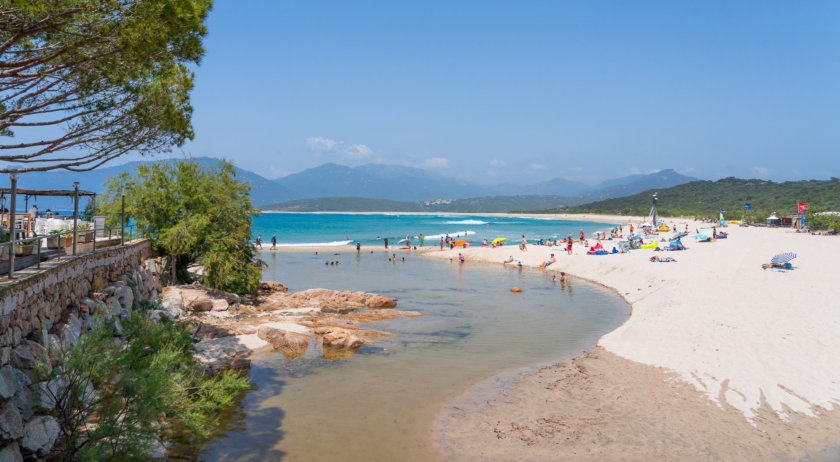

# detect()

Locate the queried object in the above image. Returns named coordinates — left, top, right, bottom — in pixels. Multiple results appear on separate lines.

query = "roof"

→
left=0, top=188, right=96, bottom=197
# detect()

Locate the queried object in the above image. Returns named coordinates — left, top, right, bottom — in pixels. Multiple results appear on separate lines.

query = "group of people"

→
left=255, top=234, right=278, bottom=250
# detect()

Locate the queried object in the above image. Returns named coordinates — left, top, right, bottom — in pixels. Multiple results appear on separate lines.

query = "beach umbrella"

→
left=453, top=240, right=467, bottom=247
left=398, top=238, right=409, bottom=245
left=670, top=232, right=688, bottom=241
left=770, top=252, right=797, bottom=266
left=491, top=237, right=508, bottom=245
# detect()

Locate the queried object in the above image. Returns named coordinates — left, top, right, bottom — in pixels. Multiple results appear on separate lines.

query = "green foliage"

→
left=0, top=0, right=212, bottom=172
left=536, top=177, right=840, bottom=222
left=39, top=313, right=249, bottom=461
left=806, top=210, right=840, bottom=233
left=100, top=159, right=263, bottom=294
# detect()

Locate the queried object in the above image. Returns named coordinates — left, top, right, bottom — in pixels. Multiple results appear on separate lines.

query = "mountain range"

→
left=6, top=157, right=697, bottom=210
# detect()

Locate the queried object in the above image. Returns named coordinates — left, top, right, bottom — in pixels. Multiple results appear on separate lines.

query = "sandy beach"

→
left=414, top=222, right=840, bottom=460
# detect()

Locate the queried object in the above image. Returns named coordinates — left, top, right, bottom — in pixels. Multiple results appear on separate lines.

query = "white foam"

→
left=423, top=231, right=477, bottom=240
left=444, top=220, right=488, bottom=225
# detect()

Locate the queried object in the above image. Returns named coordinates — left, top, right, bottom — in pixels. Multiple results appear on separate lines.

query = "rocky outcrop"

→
left=259, top=281, right=288, bottom=294
left=194, top=334, right=271, bottom=373
left=258, top=288, right=398, bottom=314
left=256, top=323, right=312, bottom=360
left=316, top=327, right=367, bottom=360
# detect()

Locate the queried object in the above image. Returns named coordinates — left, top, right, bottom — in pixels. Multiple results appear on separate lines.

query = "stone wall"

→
left=0, top=240, right=164, bottom=460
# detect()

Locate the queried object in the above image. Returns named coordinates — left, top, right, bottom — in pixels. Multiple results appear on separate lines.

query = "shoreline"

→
left=417, top=224, right=840, bottom=459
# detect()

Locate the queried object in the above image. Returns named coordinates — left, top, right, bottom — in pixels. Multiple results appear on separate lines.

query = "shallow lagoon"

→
left=188, top=251, right=628, bottom=461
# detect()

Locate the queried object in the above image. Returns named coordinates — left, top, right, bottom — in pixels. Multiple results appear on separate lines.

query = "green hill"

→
left=537, top=177, right=840, bottom=220
left=263, top=195, right=585, bottom=213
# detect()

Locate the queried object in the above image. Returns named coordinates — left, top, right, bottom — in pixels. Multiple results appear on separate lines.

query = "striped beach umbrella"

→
left=770, top=252, right=797, bottom=266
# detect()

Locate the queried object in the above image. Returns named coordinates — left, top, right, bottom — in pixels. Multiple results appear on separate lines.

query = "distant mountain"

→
left=274, top=163, right=493, bottom=201
left=582, top=169, right=698, bottom=201
left=264, top=195, right=586, bottom=213
left=10, top=156, right=293, bottom=209
left=497, top=177, right=591, bottom=196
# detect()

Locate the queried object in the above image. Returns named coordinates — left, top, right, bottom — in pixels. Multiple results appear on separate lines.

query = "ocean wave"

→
left=443, top=220, right=488, bottom=225
left=269, top=240, right=353, bottom=247
left=423, top=230, right=477, bottom=240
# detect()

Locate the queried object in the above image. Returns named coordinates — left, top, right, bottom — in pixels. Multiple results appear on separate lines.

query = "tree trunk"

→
left=170, top=254, right=177, bottom=285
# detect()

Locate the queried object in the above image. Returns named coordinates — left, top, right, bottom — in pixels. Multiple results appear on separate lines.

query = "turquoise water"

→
left=252, top=213, right=618, bottom=247
left=188, top=252, right=629, bottom=461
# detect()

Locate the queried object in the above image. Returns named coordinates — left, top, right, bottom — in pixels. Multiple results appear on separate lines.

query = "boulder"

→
left=0, top=442, right=23, bottom=462
left=10, top=340, right=48, bottom=371
left=160, top=288, right=185, bottom=314
left=259, top=281, right=288, bottom=293
left=210, top=299, right=229, bottom=312
left=256, top=323, right=312, bottom=360
left=367, top=295, right=398, bottom=309
left=0, top=401, right=23, bottom=440
left=194, top=334, right=270, bottom=373
left=319, top=327, right=366, bottom=360
left=0, top=365, right=19, bottom=400
left=8, top=368, right=33, bottom=420
left=147, top=439, right=167, bottom=460
left=20, top=416, right=60, bottom=457
left=207, top=288, right=240, bottom=306
left=180, top=289, right=214, bottom=312
left=32, top=376, right=69, bottom=411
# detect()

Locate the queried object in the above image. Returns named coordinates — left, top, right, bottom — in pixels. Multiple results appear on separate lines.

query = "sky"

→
left=12, top=1, right=840, bottom=185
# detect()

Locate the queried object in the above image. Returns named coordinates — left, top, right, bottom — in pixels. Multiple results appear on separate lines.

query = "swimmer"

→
left=503, top=256, right=514, bottom=265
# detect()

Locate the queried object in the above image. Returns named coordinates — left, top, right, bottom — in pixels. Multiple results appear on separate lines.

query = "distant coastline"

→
left=257, top=210, right=640, bottom=225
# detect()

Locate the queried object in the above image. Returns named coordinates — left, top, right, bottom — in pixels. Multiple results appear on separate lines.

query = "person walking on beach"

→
left=566, top=237, right=573, bottom=255
left=520, top=234, right=527, bottom=251
left=256, top=235, right=262, bottom=249
left=384, top=238, right=389, bottom=249
left=271, top=234, right=277, bottom=250
left=580, top=229, right=584, bottom=242
left=440, top=237, right=444, bottom=250
left=419, top=233, right=424, bottom=247
left=356, top=242, right=361, bottom=253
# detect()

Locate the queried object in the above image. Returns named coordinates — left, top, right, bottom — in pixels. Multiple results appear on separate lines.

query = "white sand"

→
left=422, top=223, right=840, bottom=421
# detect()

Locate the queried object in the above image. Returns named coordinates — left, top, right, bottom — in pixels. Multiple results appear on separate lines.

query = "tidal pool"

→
left=186, top=251, right=628, bottom=461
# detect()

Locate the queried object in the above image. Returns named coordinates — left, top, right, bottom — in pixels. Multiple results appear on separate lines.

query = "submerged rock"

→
left=317, top=327, right=367, bottom=360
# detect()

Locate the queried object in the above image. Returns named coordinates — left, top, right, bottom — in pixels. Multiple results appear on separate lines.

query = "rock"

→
left=194, top=324, right=232, bottom=340
left=511, top=287, right=523, bottom=293
left=0, top=442, right=23, bottom=462
left=20, top=416, right=60, bottom=457
left=160, top=287, right=184, bottom=313
left=147, top=439, right=167, bottom=460
left=320, top=327, right=366, bottom=360
left=9, top=368, right=33, bottom=420
left=367, top=295, right=398, bottom=309
left=0, top=401, right=24, bottom=440
left=256, top=323, right=312, bottom=360
left=113, top=283, right=134, bottom=312
left=105, top=296, right=122, bottom=316
left=0, top=365, right=19, bottom=400
left=207, top=289, right=240, bottom=306
left=10, top=340, right=48, bottom=371
left=33, top=376, right=69, bottom=411
left=180, top=289, right=214, bottom=312
left=210, top=299, right=229, bottom=311
left=259, top=281, right=288, bottom=293
left=194, top=334, right=271, bottom=373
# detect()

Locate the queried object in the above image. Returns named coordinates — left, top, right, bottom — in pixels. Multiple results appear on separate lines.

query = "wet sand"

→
left=422, top=223, right=840, bottom=460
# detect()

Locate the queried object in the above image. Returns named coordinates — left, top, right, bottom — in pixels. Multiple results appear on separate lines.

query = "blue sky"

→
left=24, top=1, right=840, bottom=184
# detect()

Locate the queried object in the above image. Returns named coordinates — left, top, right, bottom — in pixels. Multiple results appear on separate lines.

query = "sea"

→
left=251, top=212, right=620, bottom=247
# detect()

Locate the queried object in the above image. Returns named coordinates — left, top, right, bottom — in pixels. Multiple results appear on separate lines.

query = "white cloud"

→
left=306, top=136, right=339, bottom=153
left=423, top=157, right=449, bottom=168
left=344, top=144, right=374, bottom=159
left=629, top=167, right=641, bottom=174
left=489, top=159, right=507, bottom=167
left=529, top=163, right=546, bottom=170
left=753, top=166, right=771, bottom=177
left=265, top=165, right=291, bottom=179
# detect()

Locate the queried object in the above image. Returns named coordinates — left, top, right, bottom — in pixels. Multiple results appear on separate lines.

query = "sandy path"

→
left=421, top=224, right=840, bottom=459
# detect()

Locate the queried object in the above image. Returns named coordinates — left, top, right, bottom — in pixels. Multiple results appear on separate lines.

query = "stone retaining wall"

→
left=0, top=240, right=165, bottom=460
left=0, top=239, right=156, bottom=365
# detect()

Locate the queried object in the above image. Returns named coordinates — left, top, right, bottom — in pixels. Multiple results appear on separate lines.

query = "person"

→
left=520, top=234, right=527, bottom=251
left=560, top=272, right=567, bottom=283
left=401, top=257, right=406, bottom=262
left=440, top=237, right=444, bottom=250
left=458, top=253, right=465, bottom=263
left=256, top=235, right=262, bottom=249
left=566, top=237, right=573, bottom=255
left=356, top=242, right=361, bottom=252
left=712, top=227, right=717, bottom=239
left=405, top=234, right=411, bottom=248
left=552, top=274, right=558, bottom=283
left=384, top=237, right=389, bottom=249
left=419, top=233, right=424, bottom=247
left=504, top=256, right=514, bottom=265
left=28, top=204, right=38, bottom=233
left=580, top=229, right=584, bottom=242
left=482, top=238, right=488, bottom=246
left=271, top=234, right=277, bottom=250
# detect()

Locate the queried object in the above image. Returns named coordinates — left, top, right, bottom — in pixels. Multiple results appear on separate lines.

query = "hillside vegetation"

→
left=263, top=195, right=586, bottom=213
left=546, top=178, right=840, bottom=221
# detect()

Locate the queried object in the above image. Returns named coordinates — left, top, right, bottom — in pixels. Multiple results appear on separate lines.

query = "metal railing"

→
left=1, top=223, right=140, bottom=280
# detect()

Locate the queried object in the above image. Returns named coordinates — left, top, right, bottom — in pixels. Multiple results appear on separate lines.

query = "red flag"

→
left=798, top=202, right=809, bottom=213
